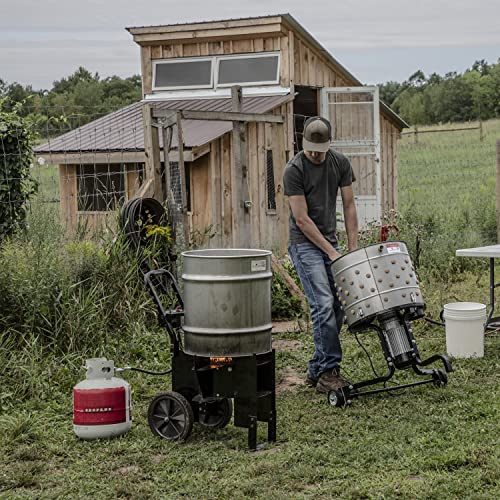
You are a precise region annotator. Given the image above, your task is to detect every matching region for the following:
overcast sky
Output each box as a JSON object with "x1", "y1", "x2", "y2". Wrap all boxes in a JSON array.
[{"x1": 1, "y1": 0, "x2": 499, "y2": 89}]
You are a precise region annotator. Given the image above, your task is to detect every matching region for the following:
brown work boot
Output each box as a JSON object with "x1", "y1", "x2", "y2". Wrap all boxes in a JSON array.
[
  {"x1": 316, "y1": 368, "x2": 351, "y2": 394},
  {"x1": 305, "y1": 372, "x2": 319, "y2": 388}
]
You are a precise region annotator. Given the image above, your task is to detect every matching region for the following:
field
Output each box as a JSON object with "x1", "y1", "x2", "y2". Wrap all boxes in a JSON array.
[
  {"x1": 0, "y1": 120, "x2": 499, "y2": 498},
  {"x1": 0, "y1": 322, "x2": 498, "y2": 498},
  {"x1": 399, "y1": 119, "x2": 500, "y2": 222}
]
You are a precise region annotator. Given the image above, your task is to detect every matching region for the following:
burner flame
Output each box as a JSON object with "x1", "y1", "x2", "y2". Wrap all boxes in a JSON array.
[{"x1": 209, "y1": 357, "x2": 233, "y2": 369}]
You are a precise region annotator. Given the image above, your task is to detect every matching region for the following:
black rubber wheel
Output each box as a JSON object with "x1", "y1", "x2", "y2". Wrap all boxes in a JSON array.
[
  {"x1": 198, "y1": 398, "x2": 233, "y2": 429},
  {"x1": 433, "y1": 369, "x2": 448, "y2": 387},
  {"x1": 148, "y1": 391, "x2": 194, "y2": 441},
  {"x1": 176, "y1": 387, "x2": 200, "y2": 421},
  {"x1": 327, "y1": 388, "x2": 348, "y2": 408}
]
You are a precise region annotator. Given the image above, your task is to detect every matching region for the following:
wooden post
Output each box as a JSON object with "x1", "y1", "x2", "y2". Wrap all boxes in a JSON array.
[
  {"x1": 59, "y1": 164, "x2": 77, "y2": 234},
  {"x1": 142, "y1": 103, "x2": 162, "y2": 200},
  {"x1": 497, "y1": 140, "x2": 500, "y2": 243},
  {"x1": 161, "y1": 126, "x2": 171, "y2": 200},
  {"x1": 161, "y1": 125, "x2": 176, "y2": 222},
  {"x1": 231, "y1": 85, "x2": 251, "y2": 247},
  {"x1": 177, "y1": 112, "x2": 190, "y2": 247},
  {"x1": 414, "y1": 126, "x2": 418, "y2": 145},
  {"x1": 479, "y1": 120, "x2": 484, "y2": 142}
]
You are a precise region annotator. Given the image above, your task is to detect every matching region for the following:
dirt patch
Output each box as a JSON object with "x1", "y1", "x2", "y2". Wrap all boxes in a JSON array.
[
  {"x1": 151, "y1": 455, "x2": 164, "y2": 465},
  {"x1": 272, "y1": 339, "x2": 302, "y2": 352},
  {"x1": 272, "y1": 320, "x2": 303, "y2": 333},
  {"x1": 115, "y1": 465, "x2": 141, "y2": 475},
  {"x1": 276, "y1": 367, "x2": 305, "y2": 394},
  {"x1": 407, "y1": 474, "x2": 423, "y2": 481}
]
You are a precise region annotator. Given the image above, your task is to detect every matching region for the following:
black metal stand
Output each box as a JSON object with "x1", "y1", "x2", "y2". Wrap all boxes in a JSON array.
[
  {"x1": 170, "y1": 350, "x2": 276, "y2": 450},
  {"x1": 144, "y1": 269, "x2": 276, "y2": 450},
  {"x1": 328, "y1": 322, "x2": 453, "y2": 408}
]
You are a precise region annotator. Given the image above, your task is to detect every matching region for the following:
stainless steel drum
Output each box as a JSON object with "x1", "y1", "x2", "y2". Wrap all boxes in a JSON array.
[
  {"x1": 331, "y1": 241, "x2": 425, "y2": 329},
  {"x1": 181, "y1": 249, "x2": 273, "y2": 357}
]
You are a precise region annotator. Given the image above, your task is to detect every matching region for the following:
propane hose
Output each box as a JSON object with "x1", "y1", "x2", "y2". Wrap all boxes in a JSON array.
[{"x1": 116, "y1": 366, "x2": 172, "y2": 376}]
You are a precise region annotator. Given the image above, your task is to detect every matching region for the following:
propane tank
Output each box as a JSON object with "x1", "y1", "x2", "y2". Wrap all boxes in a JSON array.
[{"x1": 73, "y1": 358, "x2": 132, "y2": 439}]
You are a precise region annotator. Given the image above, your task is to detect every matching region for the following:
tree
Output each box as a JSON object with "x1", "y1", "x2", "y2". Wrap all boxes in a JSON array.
[
  {"x1": 378, "y1": 81, "x2": 403, "y2": 107},
  {"x1": 406, "y1": 70, "x2": 426, "y2": 88},
  {"x1": 0, "y1": 98, "x2": 38, "y2": 241},
  {"x1": 51, "y1": 66, "x2": 99, "y2": 94}
]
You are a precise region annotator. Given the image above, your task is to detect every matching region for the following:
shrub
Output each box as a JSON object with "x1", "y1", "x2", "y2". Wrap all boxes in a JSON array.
[{"x1": 0, "y1": 98, "x2": 38, "y2": 240}]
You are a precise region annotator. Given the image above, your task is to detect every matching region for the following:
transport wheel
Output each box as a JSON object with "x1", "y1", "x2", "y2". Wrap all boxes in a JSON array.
[
  {"x1": 176, "y1": 387, "x2": 200, "y2": 421},
  {"x1": 433, "y1": 369, "x2": 448, "y2": 387},
  {"x1": 198, "y1": 398, "x2": 233, "y2": 429},
  {"x1": 148, "y1": 391, "x2": 194, "y2": 441},
  {"x1": 327, "y1": 388, "x2": 348, "y2": 408}
]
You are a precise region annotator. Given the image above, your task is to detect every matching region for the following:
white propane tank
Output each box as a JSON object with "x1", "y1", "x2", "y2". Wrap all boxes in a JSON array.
[{"x1": 73, "y1": 358, "x2": 132, "y2": 439}]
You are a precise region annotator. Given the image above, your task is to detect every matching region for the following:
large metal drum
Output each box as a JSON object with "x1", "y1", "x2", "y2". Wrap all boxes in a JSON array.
[
  {"x1": 181, "y1": 249, "x2": 273, "y2": 357},
  {"x1": 331, "y1": 241, "x2": 425, "y2": 329}
]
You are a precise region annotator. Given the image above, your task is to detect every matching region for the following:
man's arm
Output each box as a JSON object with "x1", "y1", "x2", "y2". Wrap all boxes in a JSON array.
[
  {"x1": 340, "y1": 185, "x2": 358, "y2": 251},
  {"x1": 288, "y1": 195, "x2": 341, "y2": 261}
]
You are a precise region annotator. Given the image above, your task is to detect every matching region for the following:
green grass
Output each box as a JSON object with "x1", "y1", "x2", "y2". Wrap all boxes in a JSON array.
[
  {"x1": 398, "y1": 119, "x2": 499, "y2": 238},
  {"x1": 399, "y1": 119, "x2": 500, "y2": 219},
  {"x1": 0, "y1": 316, "x2": 498, "y2": 497},
  {"x1": 1, "y1": 120, "x2": 499, "y2": 498},
  {"x1": 32, "y1": 163, "x2": 60, "y2": 202}
]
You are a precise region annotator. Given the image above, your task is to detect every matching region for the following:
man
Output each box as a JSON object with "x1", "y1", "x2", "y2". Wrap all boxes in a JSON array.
[{"x1": 283, "y1": 116, "x2": 358, "y2": 393}]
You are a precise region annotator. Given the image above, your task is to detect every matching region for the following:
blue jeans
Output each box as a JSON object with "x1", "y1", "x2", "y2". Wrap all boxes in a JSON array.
[{"x1": 288, "y1": 242, "x2": 344, "y2": 377}]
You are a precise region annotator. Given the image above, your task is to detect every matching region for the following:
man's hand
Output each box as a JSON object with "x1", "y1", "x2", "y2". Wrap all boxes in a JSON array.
[
  {"x1": 289, "y1": 195, "x2": 341, "y2": 258},
  {"x1": 329, "y1": 248, "x2": 342, "y2": 261}
]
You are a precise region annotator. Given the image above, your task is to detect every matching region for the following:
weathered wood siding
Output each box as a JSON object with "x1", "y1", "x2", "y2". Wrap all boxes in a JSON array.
[
  {"x1": 187, "y1": 106, "x2": 288, "y2": 254},
  {"x1": 380, "y1": 114, "x2": 399, "y2": 214}
]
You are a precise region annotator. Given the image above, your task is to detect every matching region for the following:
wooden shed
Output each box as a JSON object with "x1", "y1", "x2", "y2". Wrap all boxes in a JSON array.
[{"x1": 35, "y1": 14, "x2": 407, "y2": 255}]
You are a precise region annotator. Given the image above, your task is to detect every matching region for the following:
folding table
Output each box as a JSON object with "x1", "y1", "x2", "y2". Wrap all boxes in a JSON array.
[{"x1": 456, "y1": 244, "x2": 500, "y2": 328}]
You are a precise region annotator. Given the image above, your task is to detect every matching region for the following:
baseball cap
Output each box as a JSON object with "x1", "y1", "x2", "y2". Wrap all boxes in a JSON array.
[{"x1": 302, "y1": 116, "x2": 332, "y2": 153}]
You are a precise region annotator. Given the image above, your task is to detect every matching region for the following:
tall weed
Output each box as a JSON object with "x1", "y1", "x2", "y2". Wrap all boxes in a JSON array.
[{"x1": 0, "y1": 211, "x2": 161, "y2": 404}]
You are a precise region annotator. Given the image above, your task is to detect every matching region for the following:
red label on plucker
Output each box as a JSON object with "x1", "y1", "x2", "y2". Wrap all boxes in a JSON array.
[
  {"x1": 386, "y1": 243, "x2": 401, "y2": 254},
  {"x1": 73, "y1": 387, "x2": 127, "y2": 425}
]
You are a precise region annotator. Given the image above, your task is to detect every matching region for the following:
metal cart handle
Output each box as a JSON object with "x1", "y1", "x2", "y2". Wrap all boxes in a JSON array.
[{"x1": 144, "y1": 269, "x2": 184, "y2": 349}]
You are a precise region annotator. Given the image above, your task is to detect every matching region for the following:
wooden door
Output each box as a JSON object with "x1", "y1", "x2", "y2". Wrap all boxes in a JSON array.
[{"x1": 320, "y1": 86, "x2": 381, "y2": 226}]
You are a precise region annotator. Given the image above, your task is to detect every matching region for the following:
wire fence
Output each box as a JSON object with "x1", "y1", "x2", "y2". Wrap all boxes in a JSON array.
[{"x1": 6, "y1": 107, "x2": 186, "y2": 249}]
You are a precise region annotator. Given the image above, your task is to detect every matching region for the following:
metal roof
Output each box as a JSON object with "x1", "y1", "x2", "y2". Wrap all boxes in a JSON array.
[
  {"x1": 126, "y1": 14, "x2": 283, "y2": 33},
  {"x1": 34, "y1": 94, "x2": 292, "y2": 155}
]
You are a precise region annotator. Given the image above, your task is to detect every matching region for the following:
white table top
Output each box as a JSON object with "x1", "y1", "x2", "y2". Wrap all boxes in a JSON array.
[{"x1": 456, "y1": 244, "x2": 500, "y2": 258}]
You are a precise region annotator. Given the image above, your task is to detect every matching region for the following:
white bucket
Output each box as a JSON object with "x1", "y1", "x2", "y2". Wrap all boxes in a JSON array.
[{"x1": 443, "y1": 302, "x2": 486, "y2": 358}]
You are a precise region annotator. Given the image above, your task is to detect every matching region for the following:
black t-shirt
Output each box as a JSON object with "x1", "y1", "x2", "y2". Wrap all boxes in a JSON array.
[{"x1": 283, "y1": 149, "x2": 352, "y2": 245}]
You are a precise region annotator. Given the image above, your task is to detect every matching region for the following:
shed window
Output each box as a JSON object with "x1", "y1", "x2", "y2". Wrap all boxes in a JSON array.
[
  {"x1": 153, "y1": 58, "x2": 213, "y2": 90},
  {"x1": 77, "y1": 164, "x2": 126, "y2": 211},
  {"x1": 266, "y1": 150, "x2": 276, "y2": 211},
  {"x1": 216, "y1": 54, "x2": 280, "y2": 87}
]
